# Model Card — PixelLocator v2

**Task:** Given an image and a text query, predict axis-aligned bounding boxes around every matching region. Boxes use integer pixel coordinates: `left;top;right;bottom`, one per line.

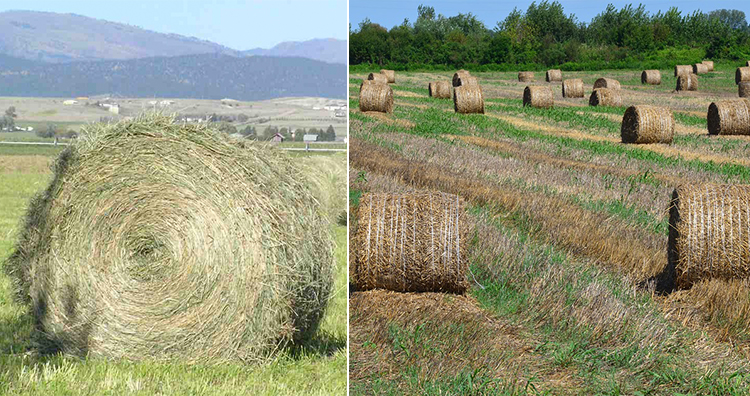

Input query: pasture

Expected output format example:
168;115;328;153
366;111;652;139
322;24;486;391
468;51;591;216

349;63;750;394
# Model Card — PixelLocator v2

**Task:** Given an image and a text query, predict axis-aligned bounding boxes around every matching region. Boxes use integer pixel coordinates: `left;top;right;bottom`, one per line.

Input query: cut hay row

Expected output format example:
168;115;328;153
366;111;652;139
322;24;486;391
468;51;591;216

367;72;388;84
675;65;692;77
693;63;708;75
589;88;622;107
523;86;554;108
545;69;562;82
518;71;534;82
593;78;621;90
454;85;484;114
428;81;452;99
359;82;394;113
737;67;750;85
676;73;698;91
453;70;472;87
740;82;750;98
562;79;584;98
702;60;715;71
707;99;750;135
641;70;661;85
380;69;396;83
620;105;674;144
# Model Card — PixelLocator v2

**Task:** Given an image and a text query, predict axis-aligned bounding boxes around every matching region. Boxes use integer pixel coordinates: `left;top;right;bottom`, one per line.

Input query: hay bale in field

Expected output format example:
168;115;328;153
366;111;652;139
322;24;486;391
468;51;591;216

747;61;750;67
453;85;484;114
545;69;562;82
359;82;394;113
675;65;692;77
737;67;750;85
589;88;623;107
707;99;750;135
739;82;750;98
380;69;395;83
702;60;715;71
428;81;452;99
518;71;534;82
676;73;698;91
641;70;661;85
454;75;478;87
352;192;469;293
523;86;554;108
693;63;708;74
453;70;472;87
593;78;621;90
367;72;388;84
3;114;334;362
620;105;674;144
668;184;750;289
562;79;584;98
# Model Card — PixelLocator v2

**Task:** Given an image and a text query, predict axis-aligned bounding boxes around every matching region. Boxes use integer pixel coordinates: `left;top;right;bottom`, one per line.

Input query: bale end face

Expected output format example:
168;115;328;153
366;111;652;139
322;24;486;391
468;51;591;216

620;105;674;144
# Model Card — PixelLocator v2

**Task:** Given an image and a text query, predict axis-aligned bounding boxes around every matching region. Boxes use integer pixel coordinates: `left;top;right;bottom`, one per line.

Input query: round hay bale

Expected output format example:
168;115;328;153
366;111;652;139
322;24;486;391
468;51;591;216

380;69;396;83
453;85;484;114
3;114;334;362
367;72;388;84
352;192;469;293
523;86;554;108
693;63;708;75
452;70;472;87
702;60;715;71
545;69;562;82
454;75;478;87
562;79;584;98
641;70;661;85
747;61;750;67
736;67;750;85
676;73;698;91
518;72;534;82
668;184;750;289
428;81;452;99
359;82;394;113
675;65;692;77
593;78;621;90
589;88;623;107
739;82;750;98
620;105;674;144
707;99;750;135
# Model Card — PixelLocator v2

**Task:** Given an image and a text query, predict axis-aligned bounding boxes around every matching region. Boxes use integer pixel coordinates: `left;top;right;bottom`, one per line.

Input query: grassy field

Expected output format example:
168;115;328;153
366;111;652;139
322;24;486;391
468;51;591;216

0;144;347;395
349;61;750;395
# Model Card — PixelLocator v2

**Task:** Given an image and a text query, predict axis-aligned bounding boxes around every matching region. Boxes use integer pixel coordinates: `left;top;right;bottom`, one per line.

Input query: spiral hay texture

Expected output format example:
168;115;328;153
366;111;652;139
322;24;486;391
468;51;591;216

518;72;534;82
737;67;750;85
545;69;562;82
668;184;750;289
428;81;452;99
676;73;698;91
359;82;394;113
523;86;554;108
352;192;469;293
693;63;708;74
453;70;472;87
641;70;661;85
367;72;388;84
701;60;714;71
589;88;622;107
453;85;484;114
593;78;621;90
562;79;584;98
380;69;396;83
707;99;750;135
3;115;334;363
620;105;674;144
675;65;692;77
740;82;750;98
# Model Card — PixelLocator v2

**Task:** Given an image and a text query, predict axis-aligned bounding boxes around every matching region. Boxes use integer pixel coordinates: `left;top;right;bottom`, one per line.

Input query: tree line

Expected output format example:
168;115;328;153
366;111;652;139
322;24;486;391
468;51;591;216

350;2;750;70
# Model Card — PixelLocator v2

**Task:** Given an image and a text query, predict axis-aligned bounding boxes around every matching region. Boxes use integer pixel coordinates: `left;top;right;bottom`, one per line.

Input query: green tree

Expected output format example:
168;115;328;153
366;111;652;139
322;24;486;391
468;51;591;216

5;106;17;118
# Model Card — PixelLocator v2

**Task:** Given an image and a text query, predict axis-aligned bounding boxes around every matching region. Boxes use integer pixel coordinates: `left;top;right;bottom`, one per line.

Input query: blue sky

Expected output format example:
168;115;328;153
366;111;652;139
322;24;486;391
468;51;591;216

350;0;750;30
0;0;347;50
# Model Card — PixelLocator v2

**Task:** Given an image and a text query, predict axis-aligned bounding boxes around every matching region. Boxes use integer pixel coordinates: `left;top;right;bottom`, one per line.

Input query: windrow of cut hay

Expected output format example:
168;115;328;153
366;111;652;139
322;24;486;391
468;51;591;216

740;82;750;98
641;70;661;85
3;114;334;363
380;69;396;83
352;192;469;294
562;79;584;98
620;105;674;144
693;63;709;74
702;60;715;71
428;81;452;99
518;71;534;82
668;184;750;289
676;73;698;91
454;85;484;114
545;69;562;82
523;86;554;108
359;82;394;113
593;78;621;90
707;99;750;135
453;70;472;87
675;65;692;77
367;72;388;84
589;88;623;107
737;67;750;85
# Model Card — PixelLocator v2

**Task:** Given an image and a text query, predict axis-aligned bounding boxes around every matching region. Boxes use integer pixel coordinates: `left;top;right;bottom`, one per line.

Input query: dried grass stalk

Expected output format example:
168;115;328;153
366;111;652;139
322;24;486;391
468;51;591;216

620;105;674;144
675;65;692;77
593;78;621;90
693;63;709;74
453;70;472;87
380;69;396;83
453;85;484;114
545;69;562;82
641;70;661;85
702;60;715;71
367;72;388;84
523;86;554;108
707;99;750;135
737;67;750;85
352;192;469;293
668;184;750;289
359;82;394;113
739;82;750;98
589;88;623;107
562;79;584;98
518;72;534;82
428;81;452;99
3;114;334;363
676;73;698;91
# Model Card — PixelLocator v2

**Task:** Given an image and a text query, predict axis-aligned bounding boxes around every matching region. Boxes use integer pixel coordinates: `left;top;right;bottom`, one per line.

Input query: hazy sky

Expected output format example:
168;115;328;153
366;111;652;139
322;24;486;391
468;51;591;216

350;0;750;30
0;0;348;50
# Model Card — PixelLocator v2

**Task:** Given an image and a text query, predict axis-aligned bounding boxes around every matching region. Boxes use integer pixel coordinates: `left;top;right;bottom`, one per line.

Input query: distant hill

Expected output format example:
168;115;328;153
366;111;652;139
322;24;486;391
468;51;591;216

0;53;346;100
244;38;346;64
0;10;241;62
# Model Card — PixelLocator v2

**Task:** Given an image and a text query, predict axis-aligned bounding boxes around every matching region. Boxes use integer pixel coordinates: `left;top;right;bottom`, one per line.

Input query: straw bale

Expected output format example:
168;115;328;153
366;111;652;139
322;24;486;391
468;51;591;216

701;60;714;71
707;99;750;135
518;72;534;82
523;86;554;108
3;114;334;362
454;75;478;87
428;81;452;99
561;79;584;98
737;67;750;85
739;82;750;98
693;63;708;74
380;69;396;83
453;70;472;87
620;105;674;144
675;65;692;77
641;70;661;85
453;85;484;114
593;78;621;90
668;184;750;289
367;72;388;84
676;73;698;91
359;82;394;113
589;88;623;107
545;69;562;82
352;192;469;293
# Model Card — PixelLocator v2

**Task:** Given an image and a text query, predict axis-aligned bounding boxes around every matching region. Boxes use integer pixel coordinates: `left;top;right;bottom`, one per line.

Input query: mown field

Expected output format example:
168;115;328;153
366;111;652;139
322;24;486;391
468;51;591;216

0;144;347;395
349;62;750;395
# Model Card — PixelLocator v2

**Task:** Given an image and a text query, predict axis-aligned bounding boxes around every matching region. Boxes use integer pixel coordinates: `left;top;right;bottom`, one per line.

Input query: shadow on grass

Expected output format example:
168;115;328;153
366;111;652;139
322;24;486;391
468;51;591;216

288;328;346;359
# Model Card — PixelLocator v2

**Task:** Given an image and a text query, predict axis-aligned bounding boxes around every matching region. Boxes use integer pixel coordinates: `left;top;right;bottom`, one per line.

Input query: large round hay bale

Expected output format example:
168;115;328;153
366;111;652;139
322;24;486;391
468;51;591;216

453;85;484;114
545;69;562;82
620;105;674;144
3;114;334;362
518;72;534;82
562;79;584;98
668;184;750;289
428;81;451;99
739;82;750;98
676;73;698;91
523;86;554;108
747;61;750;67
707;99;750;135
589;88;623;107
380;69;395;83
453;70;472;87
737;67;750;85
641;70;661;85
359;82;394;113
675;65;692;77
693;63;708;74
352;192;469;293
593;78;621;90
701;60;714;71
454;75;478;87
367;72;388;84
